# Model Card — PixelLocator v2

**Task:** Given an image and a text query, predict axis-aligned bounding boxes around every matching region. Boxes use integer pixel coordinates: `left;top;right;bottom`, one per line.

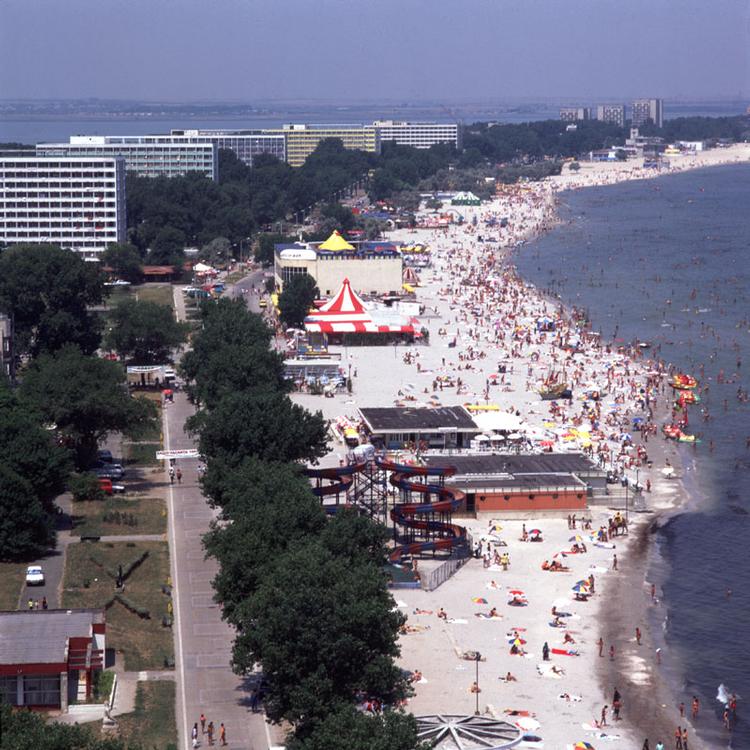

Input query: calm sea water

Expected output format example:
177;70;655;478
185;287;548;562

0;100;744;145
515;164;750;748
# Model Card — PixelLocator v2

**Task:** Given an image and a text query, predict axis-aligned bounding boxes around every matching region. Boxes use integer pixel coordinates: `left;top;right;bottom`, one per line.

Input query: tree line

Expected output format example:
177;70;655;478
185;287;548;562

0;244;189;560
181;297;420;750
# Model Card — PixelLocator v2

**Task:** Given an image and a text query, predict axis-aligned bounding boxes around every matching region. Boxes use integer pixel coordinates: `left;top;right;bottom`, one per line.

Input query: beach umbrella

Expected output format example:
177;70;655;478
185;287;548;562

508;589;524;596
568;535;583;543
574;743;595;750
529;529;542;535
571;583;589;593
472;597;488;604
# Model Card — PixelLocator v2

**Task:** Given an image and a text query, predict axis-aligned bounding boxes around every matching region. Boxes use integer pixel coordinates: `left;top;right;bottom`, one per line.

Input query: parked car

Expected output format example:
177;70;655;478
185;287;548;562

98;478;125;495
26;566;45;586
97;449;114;463
94;464;125;480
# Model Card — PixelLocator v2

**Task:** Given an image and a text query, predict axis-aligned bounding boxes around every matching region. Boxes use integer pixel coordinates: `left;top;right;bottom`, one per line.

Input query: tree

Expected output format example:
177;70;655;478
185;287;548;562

0;464;56;560
187;390;328;466
202;458;326;623
105;298;189;364
285;706;421;750
0;381;71;514
20;345;158;468
278;273;319;329
231;539;407;730
149;226;186;265
0;244;104;357
200;236;232;266
102;243;144;283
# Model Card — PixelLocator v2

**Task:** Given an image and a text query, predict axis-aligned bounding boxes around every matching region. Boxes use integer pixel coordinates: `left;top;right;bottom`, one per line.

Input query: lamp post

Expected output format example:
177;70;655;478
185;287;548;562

474;652;481;715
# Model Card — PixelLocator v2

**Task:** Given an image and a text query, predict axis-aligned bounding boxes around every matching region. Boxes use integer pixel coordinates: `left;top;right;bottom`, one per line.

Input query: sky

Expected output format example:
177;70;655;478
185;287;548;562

1;0;748;103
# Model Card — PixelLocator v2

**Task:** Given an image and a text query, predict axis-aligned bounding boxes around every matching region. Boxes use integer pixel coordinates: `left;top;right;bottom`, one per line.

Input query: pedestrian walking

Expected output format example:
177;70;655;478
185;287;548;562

613;688;621;720
610;644;615;660
28;598;33;610
200;714;206;733
656;742;664;750
679;701;685;718
41;596;47;610
613;553;618;570
169;466;175;484
191;722;199;748
682;728;688;749
176;468;183;484
598;637;604;657
642;740;650;750
600;705;608;726
542;642;550;661
207;722;214;746
219;723;226;746
651;583;656;601
691;696;699;719
674;726;682;749
636;627;642;645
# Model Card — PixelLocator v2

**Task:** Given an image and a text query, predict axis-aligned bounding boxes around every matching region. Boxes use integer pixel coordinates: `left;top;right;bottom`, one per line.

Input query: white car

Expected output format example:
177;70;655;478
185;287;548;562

26;566;45;586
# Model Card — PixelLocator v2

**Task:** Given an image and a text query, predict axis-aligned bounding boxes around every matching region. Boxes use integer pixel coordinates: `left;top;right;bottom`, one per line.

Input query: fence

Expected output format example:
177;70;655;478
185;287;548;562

420;531;474;592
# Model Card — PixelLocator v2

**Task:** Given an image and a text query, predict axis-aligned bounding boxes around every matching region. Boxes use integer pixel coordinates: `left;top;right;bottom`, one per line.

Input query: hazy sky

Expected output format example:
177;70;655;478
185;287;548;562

1;0;748;102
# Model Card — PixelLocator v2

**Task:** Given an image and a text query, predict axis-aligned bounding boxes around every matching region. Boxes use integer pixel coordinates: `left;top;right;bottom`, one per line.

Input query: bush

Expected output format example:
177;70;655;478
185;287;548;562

115;593;150;619
69;472;105;502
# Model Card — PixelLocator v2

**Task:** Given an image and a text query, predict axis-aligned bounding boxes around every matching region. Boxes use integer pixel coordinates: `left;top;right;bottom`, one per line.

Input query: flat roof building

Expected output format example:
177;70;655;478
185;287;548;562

0;609;106;710
596;104;626;128
631;98;664;129
170;129;286;166
275;231;403;297
37;135;218;180
267;124;380;167
359;406;479;450
0;153;126;258
559;107;591;122
373;121;461;150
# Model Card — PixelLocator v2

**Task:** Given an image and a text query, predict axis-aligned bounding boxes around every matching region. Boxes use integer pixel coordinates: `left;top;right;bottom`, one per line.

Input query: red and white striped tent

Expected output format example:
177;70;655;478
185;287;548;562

304;278;417;334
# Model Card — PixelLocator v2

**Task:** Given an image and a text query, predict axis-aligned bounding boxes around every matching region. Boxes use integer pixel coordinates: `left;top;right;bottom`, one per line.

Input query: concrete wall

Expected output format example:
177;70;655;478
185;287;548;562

473;488;587;512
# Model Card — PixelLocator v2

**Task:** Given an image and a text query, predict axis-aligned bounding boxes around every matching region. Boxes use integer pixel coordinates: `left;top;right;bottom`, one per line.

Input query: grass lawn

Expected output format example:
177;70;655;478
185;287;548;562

0;562;26;610
135;283;175;310
124;441;162;467
70;496;167;537
114;681;177;750
62;541;174;671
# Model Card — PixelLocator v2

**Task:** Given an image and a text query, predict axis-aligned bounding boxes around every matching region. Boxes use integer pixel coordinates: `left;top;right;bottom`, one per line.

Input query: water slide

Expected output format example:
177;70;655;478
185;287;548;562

305;463;367;513
377;459;467;562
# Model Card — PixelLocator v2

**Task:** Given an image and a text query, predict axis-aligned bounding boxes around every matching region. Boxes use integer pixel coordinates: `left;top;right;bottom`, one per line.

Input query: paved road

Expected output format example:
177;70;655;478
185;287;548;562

164;392;270;750
228;266;267;314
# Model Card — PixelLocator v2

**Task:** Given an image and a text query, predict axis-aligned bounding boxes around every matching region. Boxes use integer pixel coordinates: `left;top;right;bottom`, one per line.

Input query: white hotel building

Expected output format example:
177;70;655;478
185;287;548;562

37;136;218;180
169;129;286;166
373;120;461;149
0;154;126;258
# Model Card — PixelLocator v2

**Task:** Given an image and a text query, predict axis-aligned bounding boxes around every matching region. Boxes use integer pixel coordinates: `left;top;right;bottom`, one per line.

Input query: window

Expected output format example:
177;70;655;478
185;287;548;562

0;676;18;705
23;675;60;706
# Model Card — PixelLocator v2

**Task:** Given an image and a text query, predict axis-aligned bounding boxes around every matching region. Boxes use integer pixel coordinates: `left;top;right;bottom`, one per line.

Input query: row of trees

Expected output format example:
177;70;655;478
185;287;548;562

182;298;419;750
0;244;173;559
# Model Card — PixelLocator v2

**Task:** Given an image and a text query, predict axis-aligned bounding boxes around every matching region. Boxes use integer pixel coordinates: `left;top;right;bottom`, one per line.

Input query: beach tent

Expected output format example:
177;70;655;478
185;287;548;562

451;191;481;206
472;410;526;434
304;278;416;334
318;230;354;252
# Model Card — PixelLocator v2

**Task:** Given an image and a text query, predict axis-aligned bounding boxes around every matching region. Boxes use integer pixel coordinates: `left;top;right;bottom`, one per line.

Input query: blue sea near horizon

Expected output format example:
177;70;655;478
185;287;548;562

514;164;750;748
0;100;745;145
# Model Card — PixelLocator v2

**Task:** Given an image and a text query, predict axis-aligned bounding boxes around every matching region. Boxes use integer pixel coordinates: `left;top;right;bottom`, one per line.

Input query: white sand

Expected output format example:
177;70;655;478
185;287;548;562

287;146;748;747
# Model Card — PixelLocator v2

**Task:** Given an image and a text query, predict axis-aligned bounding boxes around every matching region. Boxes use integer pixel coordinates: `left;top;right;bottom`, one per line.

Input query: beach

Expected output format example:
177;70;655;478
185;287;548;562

289;144;750;748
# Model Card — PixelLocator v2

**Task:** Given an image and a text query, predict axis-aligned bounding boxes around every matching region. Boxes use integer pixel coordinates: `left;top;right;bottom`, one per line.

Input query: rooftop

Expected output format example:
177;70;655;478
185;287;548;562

0;609;104;665
360;406;477;432
425;453;600;477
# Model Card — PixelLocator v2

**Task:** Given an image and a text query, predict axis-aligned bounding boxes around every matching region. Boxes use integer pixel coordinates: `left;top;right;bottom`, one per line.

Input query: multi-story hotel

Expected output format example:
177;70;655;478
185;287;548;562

0;153;126;258
266;124;381;168
372;121;461;149
36;135;218;180
169;129;286;166
631;98;664;129
559;107;591;122
596;104;626;128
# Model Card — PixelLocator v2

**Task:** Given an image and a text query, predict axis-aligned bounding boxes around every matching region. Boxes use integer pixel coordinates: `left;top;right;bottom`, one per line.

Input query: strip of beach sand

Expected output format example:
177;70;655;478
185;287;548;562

290;144;750;748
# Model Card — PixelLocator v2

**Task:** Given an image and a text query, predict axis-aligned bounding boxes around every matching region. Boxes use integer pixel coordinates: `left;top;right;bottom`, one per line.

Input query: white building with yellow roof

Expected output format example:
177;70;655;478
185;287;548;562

274;230;403;296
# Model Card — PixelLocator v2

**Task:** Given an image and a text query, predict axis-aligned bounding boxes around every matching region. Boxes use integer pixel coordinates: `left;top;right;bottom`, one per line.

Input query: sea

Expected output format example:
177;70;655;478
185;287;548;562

0;100;745;145
514;164;750;748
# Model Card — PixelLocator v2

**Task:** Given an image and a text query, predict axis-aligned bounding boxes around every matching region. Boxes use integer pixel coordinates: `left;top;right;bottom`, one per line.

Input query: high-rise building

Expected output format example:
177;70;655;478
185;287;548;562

631;99;664;128
36;136;218;180
372;121;461;149
169;129;286;166
0;153;126;258
596;104;626;128
266;124;381;167
559;107;591;122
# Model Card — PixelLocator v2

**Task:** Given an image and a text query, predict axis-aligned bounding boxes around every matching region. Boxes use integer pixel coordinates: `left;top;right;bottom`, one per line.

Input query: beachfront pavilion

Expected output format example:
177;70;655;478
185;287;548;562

359;406;480;451
424;453;606;513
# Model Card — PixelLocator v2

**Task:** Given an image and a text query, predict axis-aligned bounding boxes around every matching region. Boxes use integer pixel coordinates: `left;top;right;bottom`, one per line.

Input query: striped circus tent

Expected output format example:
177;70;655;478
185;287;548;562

304;278;417;334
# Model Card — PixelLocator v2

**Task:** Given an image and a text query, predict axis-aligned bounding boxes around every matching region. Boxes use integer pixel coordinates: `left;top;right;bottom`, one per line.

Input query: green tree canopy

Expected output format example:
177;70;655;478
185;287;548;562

187;390;328;466
20;345;157;468
149;226;186;265
105;298;188;364
278;273;319;329
0;244;104;357
200;236;232;266
231;537;407;729
102;243;144;283
202;458;326;624
0;381;71;514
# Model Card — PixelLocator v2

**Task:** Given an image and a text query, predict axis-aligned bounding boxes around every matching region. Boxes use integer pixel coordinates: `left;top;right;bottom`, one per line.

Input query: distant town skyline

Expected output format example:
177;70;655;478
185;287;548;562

1;0;748;103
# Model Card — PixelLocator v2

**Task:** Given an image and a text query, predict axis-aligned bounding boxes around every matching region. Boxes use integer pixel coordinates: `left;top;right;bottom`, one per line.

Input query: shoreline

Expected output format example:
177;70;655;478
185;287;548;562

290;145;748;748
